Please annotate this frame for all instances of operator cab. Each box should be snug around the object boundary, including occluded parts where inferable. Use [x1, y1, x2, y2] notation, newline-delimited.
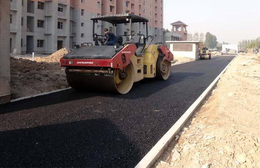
[90, 14, 150, 51]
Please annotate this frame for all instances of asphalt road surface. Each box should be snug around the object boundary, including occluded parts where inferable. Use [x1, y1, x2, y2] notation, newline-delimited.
[0, 56, 234, 167]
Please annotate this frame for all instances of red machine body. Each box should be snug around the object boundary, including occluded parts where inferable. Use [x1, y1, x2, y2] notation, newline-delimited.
[60, 44, 137, 70]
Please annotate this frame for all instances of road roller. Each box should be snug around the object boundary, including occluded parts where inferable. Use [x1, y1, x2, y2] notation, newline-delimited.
[199, 42, 211, 59]
[60, 14, 174, 94]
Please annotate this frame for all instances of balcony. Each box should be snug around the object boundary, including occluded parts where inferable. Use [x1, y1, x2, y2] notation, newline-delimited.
[45, 0, 68, 5]
[10, 1, 18, 12]
[58, 11, 67, 19]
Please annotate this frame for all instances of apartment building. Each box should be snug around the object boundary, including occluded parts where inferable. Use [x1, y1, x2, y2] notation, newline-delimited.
[10, 0, 101, 54]
[10, 0, 164, 54]
[116, 0, 164, 42]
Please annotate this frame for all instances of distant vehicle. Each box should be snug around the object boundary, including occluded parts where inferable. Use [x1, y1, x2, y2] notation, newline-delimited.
[253, 49, 259, 54]
[238, 50, 246, 53]
[199, 42, 211, 59]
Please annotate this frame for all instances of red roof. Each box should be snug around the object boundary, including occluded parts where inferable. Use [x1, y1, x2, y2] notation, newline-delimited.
[171, 21, 188, 26]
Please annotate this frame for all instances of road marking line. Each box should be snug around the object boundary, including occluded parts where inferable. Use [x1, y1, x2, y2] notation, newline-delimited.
[135, 56, 237, 168]
[11, 87, 71, 103]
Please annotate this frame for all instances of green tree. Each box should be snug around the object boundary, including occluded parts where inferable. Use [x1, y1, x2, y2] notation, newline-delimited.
[204, 32, 218, 49]
[199, 33, 204, 42]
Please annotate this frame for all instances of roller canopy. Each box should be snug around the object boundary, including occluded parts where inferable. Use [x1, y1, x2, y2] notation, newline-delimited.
[63, 46, 123, 59]
[91, 14, 149, 24]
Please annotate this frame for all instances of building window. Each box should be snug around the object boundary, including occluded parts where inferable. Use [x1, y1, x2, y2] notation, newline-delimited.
[37, 40, 44, 48]
[81, 22, 84, 27]
[37, 20, 44, 28]
[21, 17, 23, 26]
[10, 14, 12, 23]
[81, 33, 84, 37]
[57, 22, 63, 29]
[110, 6, 114, 12]
[81, 9, 84, 16]
[97, 2, 100, 8]
[58, 5, 64, 12]
[38, 2, 44, 10]
[81, 0, 85, 3]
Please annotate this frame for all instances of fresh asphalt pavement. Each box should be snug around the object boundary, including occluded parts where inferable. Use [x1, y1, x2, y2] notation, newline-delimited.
[0, 56, 234, 167]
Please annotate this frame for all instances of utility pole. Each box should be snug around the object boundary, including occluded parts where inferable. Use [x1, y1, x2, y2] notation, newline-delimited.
[0, 0, 11, 104]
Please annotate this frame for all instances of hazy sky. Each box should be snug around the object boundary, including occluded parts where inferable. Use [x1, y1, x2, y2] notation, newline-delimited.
[164, 0, 260, 44]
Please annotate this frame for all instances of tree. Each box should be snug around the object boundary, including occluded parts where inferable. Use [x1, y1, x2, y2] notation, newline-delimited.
[239, 37, 260, 51]
[199, 33, 204, 42]
[165, 29, 170, 33]
[187, 33, 193, 41]
[256, 37, 260, 49]
[204, 32, 218, 49]
[193, 32, 199, 41]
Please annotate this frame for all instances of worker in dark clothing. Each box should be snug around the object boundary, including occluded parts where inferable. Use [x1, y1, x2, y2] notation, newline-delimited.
[104, 28, 117, 45]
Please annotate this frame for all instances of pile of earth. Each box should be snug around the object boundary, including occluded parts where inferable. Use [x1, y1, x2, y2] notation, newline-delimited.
[11, 48, 69, 99]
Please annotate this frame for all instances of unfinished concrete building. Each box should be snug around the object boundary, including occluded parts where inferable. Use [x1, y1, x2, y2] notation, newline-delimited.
[10, 0, 102, 54]
[9, 0, 164, 54]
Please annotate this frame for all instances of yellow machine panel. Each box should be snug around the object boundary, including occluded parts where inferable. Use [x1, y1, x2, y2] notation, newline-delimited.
[143, 45, 159, 78]
[130, 56, 144, 82]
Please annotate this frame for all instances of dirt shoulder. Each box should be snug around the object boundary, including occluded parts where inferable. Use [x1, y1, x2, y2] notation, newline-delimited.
[155, 54, 260, 168]
[172, 56, 194, 65]
[10, 48, 69, 99]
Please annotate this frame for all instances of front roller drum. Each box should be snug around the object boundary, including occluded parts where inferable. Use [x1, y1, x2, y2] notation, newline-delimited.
[156, 56, 171, 80]
[66, 63, 135, 94]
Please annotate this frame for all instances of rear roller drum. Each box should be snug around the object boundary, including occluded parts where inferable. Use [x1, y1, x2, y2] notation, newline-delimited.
[156, 56, 171, 80]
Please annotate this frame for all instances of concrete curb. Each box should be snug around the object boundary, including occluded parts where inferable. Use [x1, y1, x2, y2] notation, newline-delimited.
[135, 56, 237, 168]
[11, 87, 71, 103]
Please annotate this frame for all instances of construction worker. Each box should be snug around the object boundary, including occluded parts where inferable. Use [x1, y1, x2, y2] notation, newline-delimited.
[104, 28, 117, 45]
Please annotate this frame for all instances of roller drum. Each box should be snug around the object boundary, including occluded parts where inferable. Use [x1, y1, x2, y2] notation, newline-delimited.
[65, 63, 134, 94]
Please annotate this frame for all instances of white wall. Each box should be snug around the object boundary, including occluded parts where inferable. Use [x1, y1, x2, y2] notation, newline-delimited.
[169, 43, 199, 60]
[222, 44, 238, 53]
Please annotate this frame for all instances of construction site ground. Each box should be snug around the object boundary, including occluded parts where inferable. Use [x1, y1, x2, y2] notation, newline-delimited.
[10, 48, 69, 99]
[155, 54, 260, 168]
[10, 51, 194, 99]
